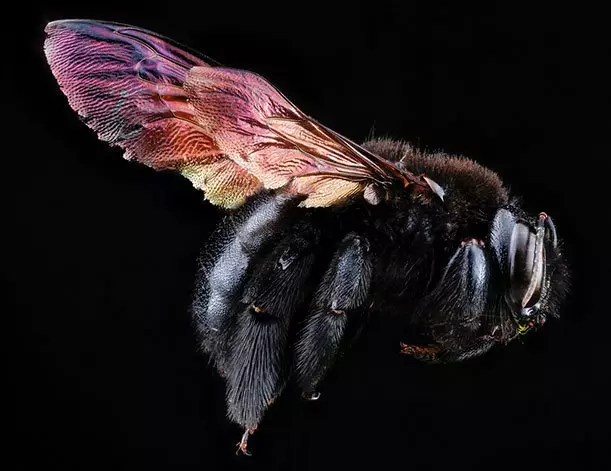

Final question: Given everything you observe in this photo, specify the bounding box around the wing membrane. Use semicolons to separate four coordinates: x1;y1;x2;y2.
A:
45;19;416;208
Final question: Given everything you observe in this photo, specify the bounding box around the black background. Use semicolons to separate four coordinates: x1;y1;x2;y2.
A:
5;2;609;470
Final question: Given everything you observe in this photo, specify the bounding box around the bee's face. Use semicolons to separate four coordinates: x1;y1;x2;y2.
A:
408;199;568;360
513;309;546;337
491;208;564;339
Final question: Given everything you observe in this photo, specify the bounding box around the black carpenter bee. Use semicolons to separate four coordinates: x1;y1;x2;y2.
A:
44;20;569;455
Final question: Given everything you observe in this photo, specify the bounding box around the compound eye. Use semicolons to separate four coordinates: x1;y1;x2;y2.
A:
508;222;546;310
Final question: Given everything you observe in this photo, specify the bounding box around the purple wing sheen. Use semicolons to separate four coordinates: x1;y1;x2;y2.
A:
44;20;418;208
44;20;259;208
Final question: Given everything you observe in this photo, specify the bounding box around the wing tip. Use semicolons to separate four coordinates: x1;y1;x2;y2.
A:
44;19;91;63
43;19;130;71
45;19;93;35
44;19;133;46
45;19;125;32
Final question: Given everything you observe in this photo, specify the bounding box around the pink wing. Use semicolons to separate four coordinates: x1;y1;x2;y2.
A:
44;20;424;208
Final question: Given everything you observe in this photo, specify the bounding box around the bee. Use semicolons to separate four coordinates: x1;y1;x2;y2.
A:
44;20;569;455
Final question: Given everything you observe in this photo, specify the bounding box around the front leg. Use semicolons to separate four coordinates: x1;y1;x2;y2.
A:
400;335;498;363
407;239;495;362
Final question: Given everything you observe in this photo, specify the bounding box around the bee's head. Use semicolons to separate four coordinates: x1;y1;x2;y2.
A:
489;207;569;337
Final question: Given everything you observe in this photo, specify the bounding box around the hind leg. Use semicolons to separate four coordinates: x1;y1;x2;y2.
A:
192;193;298;373
193;194;326;454
225;220;320;454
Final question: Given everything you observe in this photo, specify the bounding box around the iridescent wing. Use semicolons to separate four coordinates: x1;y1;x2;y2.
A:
44;20;428;208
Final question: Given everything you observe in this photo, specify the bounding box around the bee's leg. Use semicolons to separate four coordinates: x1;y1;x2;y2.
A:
225;220;320;455
295;233;372;397
441;335;498;361
399;343;442;361
236;427;257;456
400;334;497;363
192;193;298;371
410;238;490;356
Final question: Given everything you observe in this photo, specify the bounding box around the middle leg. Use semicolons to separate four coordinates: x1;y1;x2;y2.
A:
295;233;373;396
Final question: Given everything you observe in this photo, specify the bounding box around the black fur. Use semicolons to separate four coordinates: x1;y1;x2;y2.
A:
224;220;319;428
295;233;372;395
191;138;570;445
